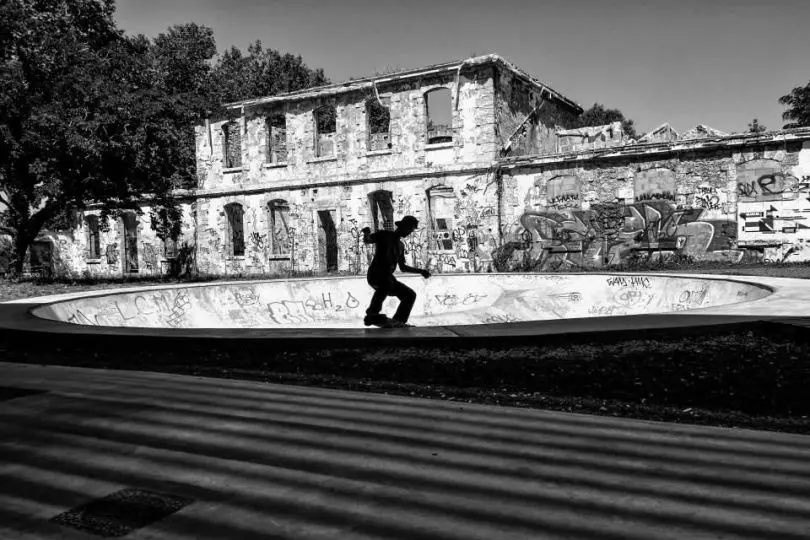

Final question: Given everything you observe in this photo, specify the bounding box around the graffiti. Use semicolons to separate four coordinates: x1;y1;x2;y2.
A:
142;242;157;271
548;193;580;207
479;206;496;219
433;293;488;307
737;173;787;202
232;287;260;307
549;292;582;302
266;291;361;325
495;199;738;271
163;292;191;328
635;191;676;202
482;314;521;324
249;232;267;250
691;186;722;210
606;276;651;289
104;243;118;264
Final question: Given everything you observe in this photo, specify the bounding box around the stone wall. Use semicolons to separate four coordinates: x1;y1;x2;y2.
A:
194;67;499;195
495;140;810;270
195;170;501;276
495;68;580;157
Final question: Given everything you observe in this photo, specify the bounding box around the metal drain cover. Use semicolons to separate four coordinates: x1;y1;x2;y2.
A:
0;386;47;402
51;488;194;537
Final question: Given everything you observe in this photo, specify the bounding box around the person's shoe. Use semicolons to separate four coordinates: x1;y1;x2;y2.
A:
364;314;387;327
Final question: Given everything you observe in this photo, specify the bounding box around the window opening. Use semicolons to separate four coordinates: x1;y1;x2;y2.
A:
368;190;394;231
85;215;100;259
122;213;139;273
225;203;245;257
427;186;455;250
266;114;287;163
366;98;391;151
425;88;453;144
269;199;291;256
223;121;242;169
314;105;336;157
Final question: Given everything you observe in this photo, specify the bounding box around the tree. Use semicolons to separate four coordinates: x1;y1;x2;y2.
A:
0;2;214;274
779;81;810;129
210;41;329;105
747;118;767;133
572;103;638;140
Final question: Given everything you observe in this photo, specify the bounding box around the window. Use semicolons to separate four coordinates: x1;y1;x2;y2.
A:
424;88;453;144
268;199;291;256
427;186;455;250
225;203;245;257
368;190;394;231
85;215;100;259
366;97;391;151
314;104;336;157
223;121;242;169
266;114;287;163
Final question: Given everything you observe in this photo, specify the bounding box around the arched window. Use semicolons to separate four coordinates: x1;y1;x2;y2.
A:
366;97;391;151
368;190;394;231
314;104;336;157
85;214;100;260
424;88;453;144
223;121;242;169
224;203;245;257
268;199;291;256
427;186;455;251
266;114;287;163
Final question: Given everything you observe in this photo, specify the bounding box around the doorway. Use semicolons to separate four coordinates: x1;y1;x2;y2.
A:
317;210;338;272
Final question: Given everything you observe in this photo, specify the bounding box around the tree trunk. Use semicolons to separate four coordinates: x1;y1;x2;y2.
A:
12;233;29;276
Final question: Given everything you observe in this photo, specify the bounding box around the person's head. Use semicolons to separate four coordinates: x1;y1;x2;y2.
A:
394;215;419;236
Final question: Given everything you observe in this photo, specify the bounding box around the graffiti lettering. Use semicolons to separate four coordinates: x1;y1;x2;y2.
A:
434;293;488;307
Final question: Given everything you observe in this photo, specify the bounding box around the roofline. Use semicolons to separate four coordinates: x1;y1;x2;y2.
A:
223;54;583;114
498;126;810;169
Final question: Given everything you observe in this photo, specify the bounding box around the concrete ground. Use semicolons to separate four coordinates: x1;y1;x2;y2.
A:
2;362;810;539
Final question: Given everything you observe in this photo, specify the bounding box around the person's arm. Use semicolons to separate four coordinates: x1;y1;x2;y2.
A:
397;241;431;278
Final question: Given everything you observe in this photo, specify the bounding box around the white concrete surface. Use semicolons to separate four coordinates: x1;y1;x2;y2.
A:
22;273;779;329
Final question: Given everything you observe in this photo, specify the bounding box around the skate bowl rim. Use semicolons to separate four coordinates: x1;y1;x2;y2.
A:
0;272;797;346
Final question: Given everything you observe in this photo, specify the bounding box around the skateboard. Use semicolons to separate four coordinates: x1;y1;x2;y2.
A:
363;314;413;328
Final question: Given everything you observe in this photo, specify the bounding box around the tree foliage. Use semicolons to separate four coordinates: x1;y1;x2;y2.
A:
210;41;329;105
0;1;216;273
779;82;810;129
747;118;767;133
571;103;638;140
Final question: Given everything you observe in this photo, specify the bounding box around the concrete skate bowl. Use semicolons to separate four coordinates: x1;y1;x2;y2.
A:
23;274;775;344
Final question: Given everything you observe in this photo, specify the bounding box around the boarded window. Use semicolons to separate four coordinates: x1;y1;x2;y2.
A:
425;88;453;144
428;186;455;250
223;121;242;169
367;98;391;151
546;176;581;208
269;199;291;256
314;105;336;157
164;237;177;259
225;203;245;257
368;190;395;231
266;114;287;163
634;168;676;202
85;215;100;259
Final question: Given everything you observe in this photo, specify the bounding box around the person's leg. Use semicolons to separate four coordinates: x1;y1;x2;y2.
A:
390;280;417;323
365;286;388;317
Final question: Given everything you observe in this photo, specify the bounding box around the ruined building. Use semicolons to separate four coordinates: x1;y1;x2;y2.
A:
6;54;810;277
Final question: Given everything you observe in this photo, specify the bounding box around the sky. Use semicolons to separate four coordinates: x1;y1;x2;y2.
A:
114;0;810;136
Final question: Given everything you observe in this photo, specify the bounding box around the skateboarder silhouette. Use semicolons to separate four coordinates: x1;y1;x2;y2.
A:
362;215;431;328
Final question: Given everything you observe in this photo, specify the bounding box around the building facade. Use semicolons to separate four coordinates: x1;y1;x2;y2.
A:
5;54;810;277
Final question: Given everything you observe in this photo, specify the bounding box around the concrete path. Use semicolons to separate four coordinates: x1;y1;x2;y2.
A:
2;362;810;540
